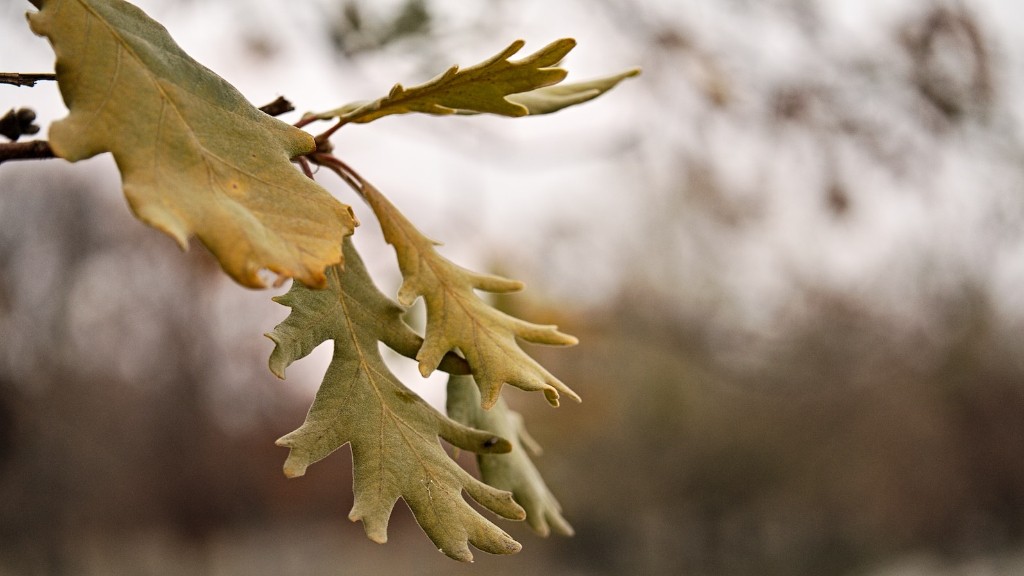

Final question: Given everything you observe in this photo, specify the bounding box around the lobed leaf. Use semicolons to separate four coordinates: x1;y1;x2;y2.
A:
447;374;574;537
28;0;355;288
359;180;580;409
311;38;576;124
267;238;525;561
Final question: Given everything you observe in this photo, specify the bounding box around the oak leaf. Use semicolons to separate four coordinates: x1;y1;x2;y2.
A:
267;238;525;561
312;39;576;124
447;374;574;537
28;0;355;288
359;180;579;409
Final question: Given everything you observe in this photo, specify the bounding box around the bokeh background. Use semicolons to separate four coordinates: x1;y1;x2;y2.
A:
3;0;1024;574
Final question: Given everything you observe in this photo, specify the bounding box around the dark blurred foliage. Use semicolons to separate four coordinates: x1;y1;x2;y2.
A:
901;5;993;122
328;0;432;57
3;1;1024;575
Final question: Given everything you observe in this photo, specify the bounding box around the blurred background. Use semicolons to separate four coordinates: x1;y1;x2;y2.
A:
3;0;1024;574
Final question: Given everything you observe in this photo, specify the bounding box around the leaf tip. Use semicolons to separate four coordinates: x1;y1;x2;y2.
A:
564;387;583;404
479;391;500;411
264;333;291;379
474;274;524;293
508;106;530;118
445;546;475;562
534;522;552;538
265;354;285;380
280;455;308;478
555;518;576;537
134;203;190;253
507;539;524;554
509;500;528;522
417;362;435;378
481;435;512;454
543;38;578;63
351;513;390;544
543;389;561;407
268;362;287;380
503;39;527;58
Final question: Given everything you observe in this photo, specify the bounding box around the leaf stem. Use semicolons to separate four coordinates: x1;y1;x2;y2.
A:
313;120;346;148
296;155;315;179
309;152;367;198
293;114;317;130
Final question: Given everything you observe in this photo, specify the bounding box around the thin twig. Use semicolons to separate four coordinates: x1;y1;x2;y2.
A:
0;73;57;87
257;96;295;117
0;140;54;164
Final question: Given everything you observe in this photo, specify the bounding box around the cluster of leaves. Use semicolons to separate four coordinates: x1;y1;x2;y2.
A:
23;0;637;560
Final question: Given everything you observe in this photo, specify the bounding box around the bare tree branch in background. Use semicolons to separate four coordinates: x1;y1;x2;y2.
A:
0;72;55;87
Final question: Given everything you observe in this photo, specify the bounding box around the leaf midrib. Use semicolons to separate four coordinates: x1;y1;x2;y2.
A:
333;267;441;508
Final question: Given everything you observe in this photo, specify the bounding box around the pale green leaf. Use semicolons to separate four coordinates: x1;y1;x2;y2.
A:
447;374;574;537
359;180;580;410
502;68;642;116
267;238;526;561
28;0;355;288
312;38;576;124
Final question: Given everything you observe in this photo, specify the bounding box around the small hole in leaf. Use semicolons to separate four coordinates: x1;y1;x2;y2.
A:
257;268;286;288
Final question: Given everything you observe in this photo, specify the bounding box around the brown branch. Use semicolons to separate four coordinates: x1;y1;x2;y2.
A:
258;96;295;117
0;73;57;87
0;140;54;164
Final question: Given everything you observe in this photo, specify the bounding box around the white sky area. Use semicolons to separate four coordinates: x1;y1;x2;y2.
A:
4;0;1024;402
